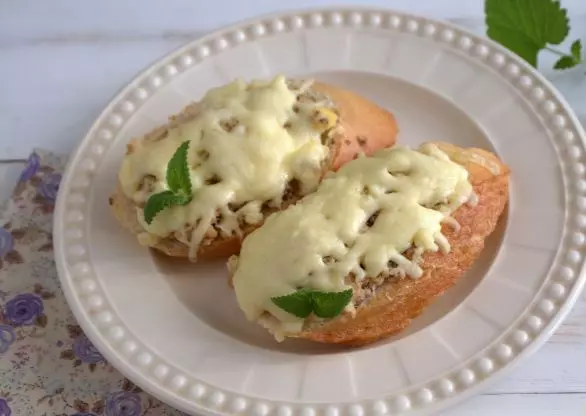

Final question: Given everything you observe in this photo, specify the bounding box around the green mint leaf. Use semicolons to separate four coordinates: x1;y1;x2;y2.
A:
166;141;192;195
143;141;194;225
271;288;354;319
571;39;582;61
553;55;578;69
271;289;313;318
485;0;570;67
143;190;191;225
311;289;353;318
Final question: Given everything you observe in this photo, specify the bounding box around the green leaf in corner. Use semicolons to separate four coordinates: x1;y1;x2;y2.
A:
311;289;353;318
485;0;570;67
143;190;191;225
271;289;313;318
166;140;192;195
553;55;578;70
571;39;583;61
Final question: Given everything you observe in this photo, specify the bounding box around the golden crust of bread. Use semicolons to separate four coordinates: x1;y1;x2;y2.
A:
296;143;510;346
109;81;398;260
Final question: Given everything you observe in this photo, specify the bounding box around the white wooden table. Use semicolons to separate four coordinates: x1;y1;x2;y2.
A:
2;1;586;414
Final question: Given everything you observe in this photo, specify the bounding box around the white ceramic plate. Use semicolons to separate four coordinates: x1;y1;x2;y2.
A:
54;7;586;416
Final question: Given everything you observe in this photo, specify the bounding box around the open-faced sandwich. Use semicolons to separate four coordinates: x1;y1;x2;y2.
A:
109;75;398;261
229;142;510;345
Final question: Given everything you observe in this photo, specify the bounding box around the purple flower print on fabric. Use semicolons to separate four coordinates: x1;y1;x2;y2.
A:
37;173;62;202
73;335;104;364
19;152;40;183
4;293;44;326
105;392;142;416
0;398;11;416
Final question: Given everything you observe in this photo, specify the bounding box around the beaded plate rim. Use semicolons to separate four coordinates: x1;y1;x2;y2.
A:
54;6;586;416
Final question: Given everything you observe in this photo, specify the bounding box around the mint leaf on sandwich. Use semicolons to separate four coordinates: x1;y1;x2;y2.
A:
166;140;192;196
143;190;191;225
271;288;353;319
143;140;193;225
311;289;354;318
271;288;313;318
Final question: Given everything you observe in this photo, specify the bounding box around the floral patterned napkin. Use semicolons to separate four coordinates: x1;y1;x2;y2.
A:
0;152;184;416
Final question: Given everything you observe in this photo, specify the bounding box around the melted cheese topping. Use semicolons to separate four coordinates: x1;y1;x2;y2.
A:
118;75;336;259
231;143;474;336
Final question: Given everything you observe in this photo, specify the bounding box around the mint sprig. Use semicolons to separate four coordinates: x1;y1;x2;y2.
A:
143;141;193;224
272;288;314;318
271;288;353;319
143;191;191;225
166;141;192;196
486;0;584;70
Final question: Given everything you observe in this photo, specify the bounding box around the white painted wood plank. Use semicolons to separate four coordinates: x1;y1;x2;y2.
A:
0;40;187;159
3;0;584;43
446;393;586;416
0;163;24;202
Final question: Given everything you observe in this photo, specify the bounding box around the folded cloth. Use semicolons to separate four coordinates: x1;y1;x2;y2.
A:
0;151;182;416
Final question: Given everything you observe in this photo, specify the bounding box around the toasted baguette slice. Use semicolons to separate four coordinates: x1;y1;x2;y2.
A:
110;78;398;260
297;143;509;345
